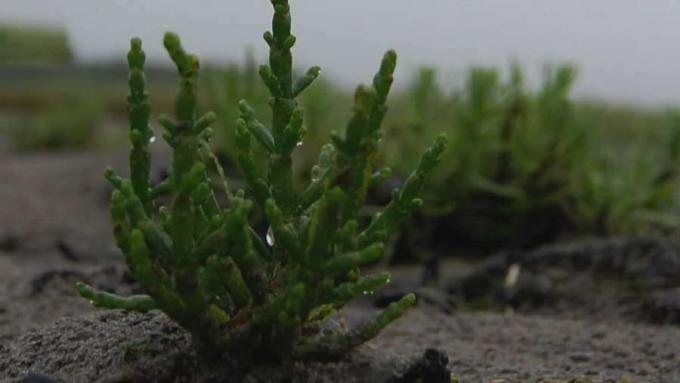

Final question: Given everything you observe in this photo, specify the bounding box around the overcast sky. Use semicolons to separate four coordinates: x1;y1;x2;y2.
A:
4;0;680;106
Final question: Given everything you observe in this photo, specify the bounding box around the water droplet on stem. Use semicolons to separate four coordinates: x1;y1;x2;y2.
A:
266;226;275;246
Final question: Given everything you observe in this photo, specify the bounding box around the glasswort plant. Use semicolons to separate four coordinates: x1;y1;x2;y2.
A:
77;0;447;362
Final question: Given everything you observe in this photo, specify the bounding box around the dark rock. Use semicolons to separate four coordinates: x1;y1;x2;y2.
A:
55;238;83;261
29;269;87;295
447;236;680;321
447;255;508;299
644;287;680;325
387;348;451;383
502;271;554;308
415;287;457;314
0;233;19;253
21;373;59;383
521;236;680;287
569;353;591;363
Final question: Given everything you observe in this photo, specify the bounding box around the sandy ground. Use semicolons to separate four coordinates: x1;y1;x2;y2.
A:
2;150;680;382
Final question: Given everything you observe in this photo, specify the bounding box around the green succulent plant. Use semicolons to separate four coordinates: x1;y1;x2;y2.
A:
77;0;446;362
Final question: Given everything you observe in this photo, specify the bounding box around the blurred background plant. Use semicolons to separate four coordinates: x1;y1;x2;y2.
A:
0;24;72;65
390;65;586;254
567;105;680;234
380;65;680;260
9;91;104;150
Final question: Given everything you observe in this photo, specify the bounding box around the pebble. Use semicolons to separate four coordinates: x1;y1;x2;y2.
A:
569;353;591;363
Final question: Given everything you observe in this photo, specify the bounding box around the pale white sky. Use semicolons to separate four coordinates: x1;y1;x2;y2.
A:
3;0;680;105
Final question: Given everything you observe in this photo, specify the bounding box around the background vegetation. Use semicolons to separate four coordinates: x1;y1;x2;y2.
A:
0;24;72;65
2;24;680;257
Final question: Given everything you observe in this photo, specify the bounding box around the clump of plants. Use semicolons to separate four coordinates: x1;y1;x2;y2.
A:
444;65;583;247
385;64;583;251
11;92;104;151
388;64;680;254
77;0;446;363
0;24;72;65
567;105;680;233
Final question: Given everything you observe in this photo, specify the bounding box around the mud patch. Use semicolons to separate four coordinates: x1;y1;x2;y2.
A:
3;307;680;382
447;236;680;323
0;311;412;383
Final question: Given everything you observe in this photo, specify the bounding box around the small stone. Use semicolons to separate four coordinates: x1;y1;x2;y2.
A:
388;348;451;383
570;353;591;363
0;233;19;252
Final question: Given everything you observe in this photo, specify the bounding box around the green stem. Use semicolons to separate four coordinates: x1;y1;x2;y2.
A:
77;282;157;313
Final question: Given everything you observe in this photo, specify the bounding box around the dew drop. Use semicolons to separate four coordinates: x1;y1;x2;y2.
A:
266;226;275;246
149;136;157;144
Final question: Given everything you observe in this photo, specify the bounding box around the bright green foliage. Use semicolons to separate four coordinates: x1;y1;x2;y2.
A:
205;50;351;183
0;24;72;65
77;0;446;362
382;64;680;245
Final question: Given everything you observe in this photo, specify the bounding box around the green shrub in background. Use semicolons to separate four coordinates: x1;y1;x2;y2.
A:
567;106;680;233
11;92;104;151
380;67;448;175
205;50;268;170
0;24;72;65
382;64;584;249
384;64;680;251
77;0;446;363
